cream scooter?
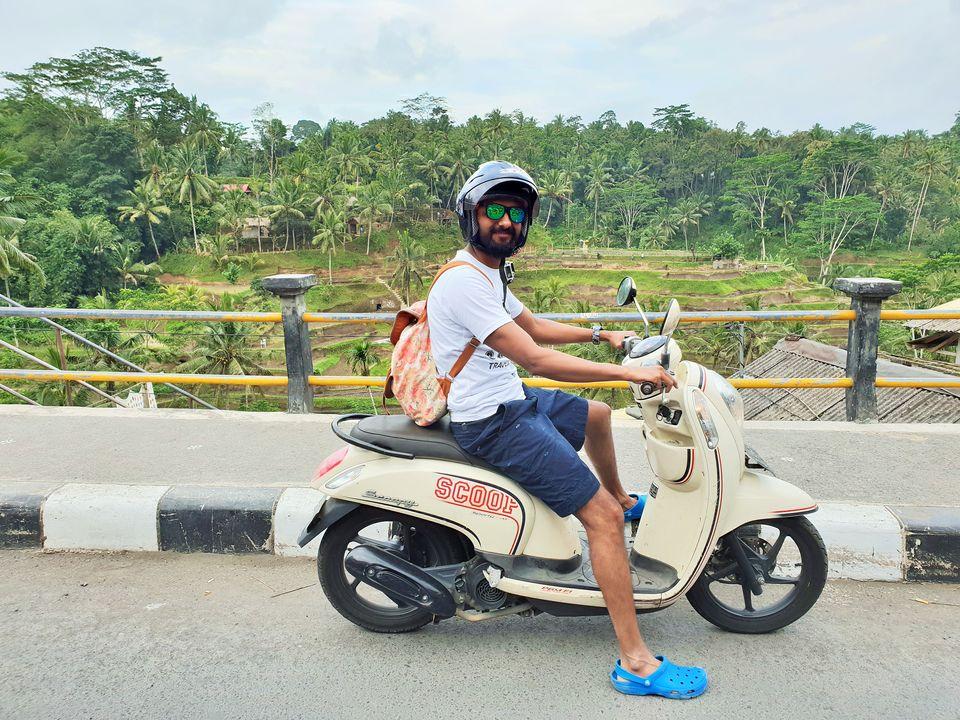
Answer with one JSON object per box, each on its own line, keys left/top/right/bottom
{"left": 299, "top": 278, "right": 827, "bottom": 634}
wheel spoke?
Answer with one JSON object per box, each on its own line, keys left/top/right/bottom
{"left": 741, "top": 583, "right": 754, "bottom": 612}
{"left": 764, "top": 530, "right": 788, "bottom": 567}
{"left": 349, "top": 576, "right": 362, "bottom": 591}
{"left": 704, "top": 561, "right": 738, "bottom": 583}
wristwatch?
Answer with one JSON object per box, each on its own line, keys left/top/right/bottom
{"left": 591, "top": 324, "right": 603, "bottom": 345}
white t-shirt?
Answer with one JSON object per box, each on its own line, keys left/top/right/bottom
{"left": 428, "top": 250, "right": 526, "bottom": 422}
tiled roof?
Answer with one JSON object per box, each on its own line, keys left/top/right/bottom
{"left": 904, "top": 298, "right": 960, "bottom": 333}
{"left": 733, "top": 338, "right": 960, "bottom": 423}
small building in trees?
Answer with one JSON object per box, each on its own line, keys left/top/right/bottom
{"left": 905, "top": 298, "right": 960, "bottom": 365}
{"left": 222, "top": 184, "right": 252, "bottom": 194}
{"left": 241, "top": 217, "right": 270, "bottom": 242}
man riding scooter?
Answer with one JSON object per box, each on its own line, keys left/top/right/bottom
{"left": 427, "top": 161, "right": 708, "bottom": 698}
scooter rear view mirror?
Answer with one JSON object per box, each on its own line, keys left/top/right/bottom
{"left": 616, "top": 276, "right": 650, "bottom": 337}
{"left": 660, "top": 299, "right": 681, "bottom": 337}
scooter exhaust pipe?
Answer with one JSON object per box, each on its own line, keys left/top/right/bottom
{"left": 344, "top": 545, "right": 457, "bottom": 619}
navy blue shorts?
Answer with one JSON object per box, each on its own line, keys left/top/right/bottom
{"left": 450, "top": 386, "right": 600, "bottom": 518}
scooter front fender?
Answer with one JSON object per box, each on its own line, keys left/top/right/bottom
{"left": 297, "top": 497, "right": 361, "bottom": 547}
{"left": 718, "top": 468, "right": 818, "bottom": 535}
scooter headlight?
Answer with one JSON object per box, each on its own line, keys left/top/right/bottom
{"left": 706, "top": 369, "right": 744, "bottom": 425}
{"left": 325, "top": 465, "right": 363, "bottom": 490}
{"left": 692, "top": 392, "right": 720, "bottom": 449}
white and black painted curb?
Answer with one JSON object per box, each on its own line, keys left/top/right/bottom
{"left": 0, "top": 484, "right": 326, "bottom": 559}
{"left": 1, "top": 484, "right": 957, "bottom": 582}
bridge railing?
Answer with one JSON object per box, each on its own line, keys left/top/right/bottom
{"left": 1, "top": 275, "right": 959, "bottom": 421}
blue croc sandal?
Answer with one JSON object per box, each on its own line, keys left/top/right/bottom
{"left": 623, "top": 493, "right": 646, "bottom": 522}
{"left": 610, "top": 657, "right": 707, "bottom": 699}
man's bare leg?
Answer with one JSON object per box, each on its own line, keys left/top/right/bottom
{"left": 576, "top": 488, "right": 660, "bottom": 676}
{"left": 584, "top": 400, "right": 636, "bottom": 512}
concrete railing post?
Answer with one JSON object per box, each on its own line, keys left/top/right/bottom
{"left": 833, "top": 277, "right": 902, "bottom": 423}
{"left": 262, "top": 274, "right": 318, "bottom": 414}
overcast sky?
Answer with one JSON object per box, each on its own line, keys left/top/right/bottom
{"left": 3, "top": 0, "right": 959, "bottom": 135}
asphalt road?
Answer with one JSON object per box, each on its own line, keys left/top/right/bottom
{"left": 2, "top": 550, "right": 958, "bottom": 720}
{"left": 1, "top": 406, "right": 958, "bottom": 506}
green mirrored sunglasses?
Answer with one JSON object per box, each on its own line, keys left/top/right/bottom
{"left": 484, "top": 203, "right": 526, "bottom": 224}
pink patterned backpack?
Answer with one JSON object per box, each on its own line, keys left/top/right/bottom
{"left": 383, "top": 261, "right": 493, "bottom": 426}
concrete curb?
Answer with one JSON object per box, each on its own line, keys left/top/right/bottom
{"left": 1, "top": 483, "right": 957, "bottom": 582}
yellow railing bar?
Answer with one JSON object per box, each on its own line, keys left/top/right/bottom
{"left": 0, "top": 370, "right": 288, "bottom": 386}
{"left": 878, "top": 310, "right": 960, "bottom": 320}
{"left": 875, "top": 377, "right": 960, "bottom": 388}
{"left": 3, "top": 370, "right": 956, "bottom": 391}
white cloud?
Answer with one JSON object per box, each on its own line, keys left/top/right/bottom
{"left": 2, "top": 0, "right": 957, "bottom": 133}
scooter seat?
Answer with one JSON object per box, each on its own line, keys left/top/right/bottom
{"left": 351, "top": 415, "right": 498, "bottom": 471}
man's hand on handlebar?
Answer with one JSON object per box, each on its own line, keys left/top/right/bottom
{"left": 624, "top": 365, "right": 677, "bottom": 392}
{"left": 603, "top": 330, "right": 636, "bottom": 350}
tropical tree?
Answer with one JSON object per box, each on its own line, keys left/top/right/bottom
{"left": 585, "top": 154, "right": 612, "bottom": 234}
{"left": 390, "top": 231, "right": 426, "bottom": 304}
{"left": 355, "top": 185, "right": 393, "bottom": 254}
{"left": 117, "top": 180, "right": 170, "bottom": 258}
{"left": 538, "top": 168, "right": 573, "bottom": 227}
{"left": 262, "top": 176, "right": 308, "bottom": 251}
{"left": 312, "top": 208, "right": 341, "bottom": 282}
{"left": 908, "top": 145, "right": 948, "bottom": 250}
{"left": 176, "top": 296, "right": 269, "bottom": 404}
{"left": 0, "top": 233, "right": 45, "bottom": 343}
{"left": 111, "top": 242, "right": 161, "bottom": 288}
{"left": 770, "top": 192, "right": 798, "bottom": 244}
{"left": 167, "top": 143, "right": 218, "bottom": 252}
{"left": 673, "top": 197, "right": 703, "bottom": 256}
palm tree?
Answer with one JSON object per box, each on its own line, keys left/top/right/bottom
{"left": 355, "top": 185, "right": 393, "bottom": 255}
{"left": 585, "top": 154, "right": 612, "bottom": 234}
{"left": 348, "top": 338, "right": 380, "bottom": 376}
{"left": 0, "top": 233, "right": 45, "bottom": 345}
{"left": 413, "top": 146, "right": 450, "bottom": 211}
{"left": 770, "top": 192, "right": 798, "bottom": 245}
{"left": 908, "top": 145, "right": 948, "bottom": 250}
{"left": 312, "top": 208, "right": 341, "bottom": 283}
{"left": 167, "top": 143, "right": 218, "bottom": 252}
{"left": 538, "top": 169, "right": 573, "bottom": 227}
{"left": 673, "top": 198, "right": 702, "bottom": 255}
{"left": 73, "top": 215, "right": 120, "bottom": 257}
{"left": 348, "top": 337, "right": 382, "bottom": 412}
{"left": 262, "top": 176, "right": 308, "bottom": 251}
{"left": 185, "top": 99, "right": 222, "bottom": 174}
{"left": 177, "top": 296, "right": 269, "bottom": 404}
{"left": 690, "top": 192, "right": 713, "bottom": 235}
{"left": 214, "top": 189, "right": 254, "bottom": 252}
{"left": 650, "top": 207, "right": 679, "bottom": 248}
{"left": 390, "top": 231, "right": 426, "bottom": 304}
{"left": 117, "top": 181, "right": 170, "bottom": 259}
{"left": 112, "top": 242, "right": 161, "bottom": 288}
{"left": 141, "top": 142, "right": 166, "bottom": 196}
{"left": 328, "top": 136, "right": 371, "bottom": 186}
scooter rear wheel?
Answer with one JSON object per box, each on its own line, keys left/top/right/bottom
{"left": 686, "top": 516, "right": 827, "bottom": 634}
{"left": 318, "top": 508, "right": 469, "bottom": 633}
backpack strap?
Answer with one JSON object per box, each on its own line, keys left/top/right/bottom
{"left": 427, "top": 261, "right": 495, "bottom": 396}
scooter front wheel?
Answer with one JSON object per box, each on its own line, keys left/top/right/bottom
{"left": 318, "top": 507, "right": 469, "bottom": 633}
{"left": 686, "top": 516, "right": 827, "bottom": 634}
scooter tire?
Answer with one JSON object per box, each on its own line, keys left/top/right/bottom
{"left": 318, "top": 507, "right": 469, "bottom": 633}
{"left": 686, "top": 516, "right": 828, "bottom": 634}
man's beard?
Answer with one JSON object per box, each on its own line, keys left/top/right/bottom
{"left": 470, "top": 228, "right": 519, "bottom": 258}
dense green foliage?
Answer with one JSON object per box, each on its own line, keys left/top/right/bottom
{"left": 2, "top": 47, "right": 959, "bottom": 409}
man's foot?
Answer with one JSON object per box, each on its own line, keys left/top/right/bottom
{"left": 611, "top": 657, "right": 707, "bottom": 698}
{"left": 623, "top": 493, "right": 646, "bottom": 522}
